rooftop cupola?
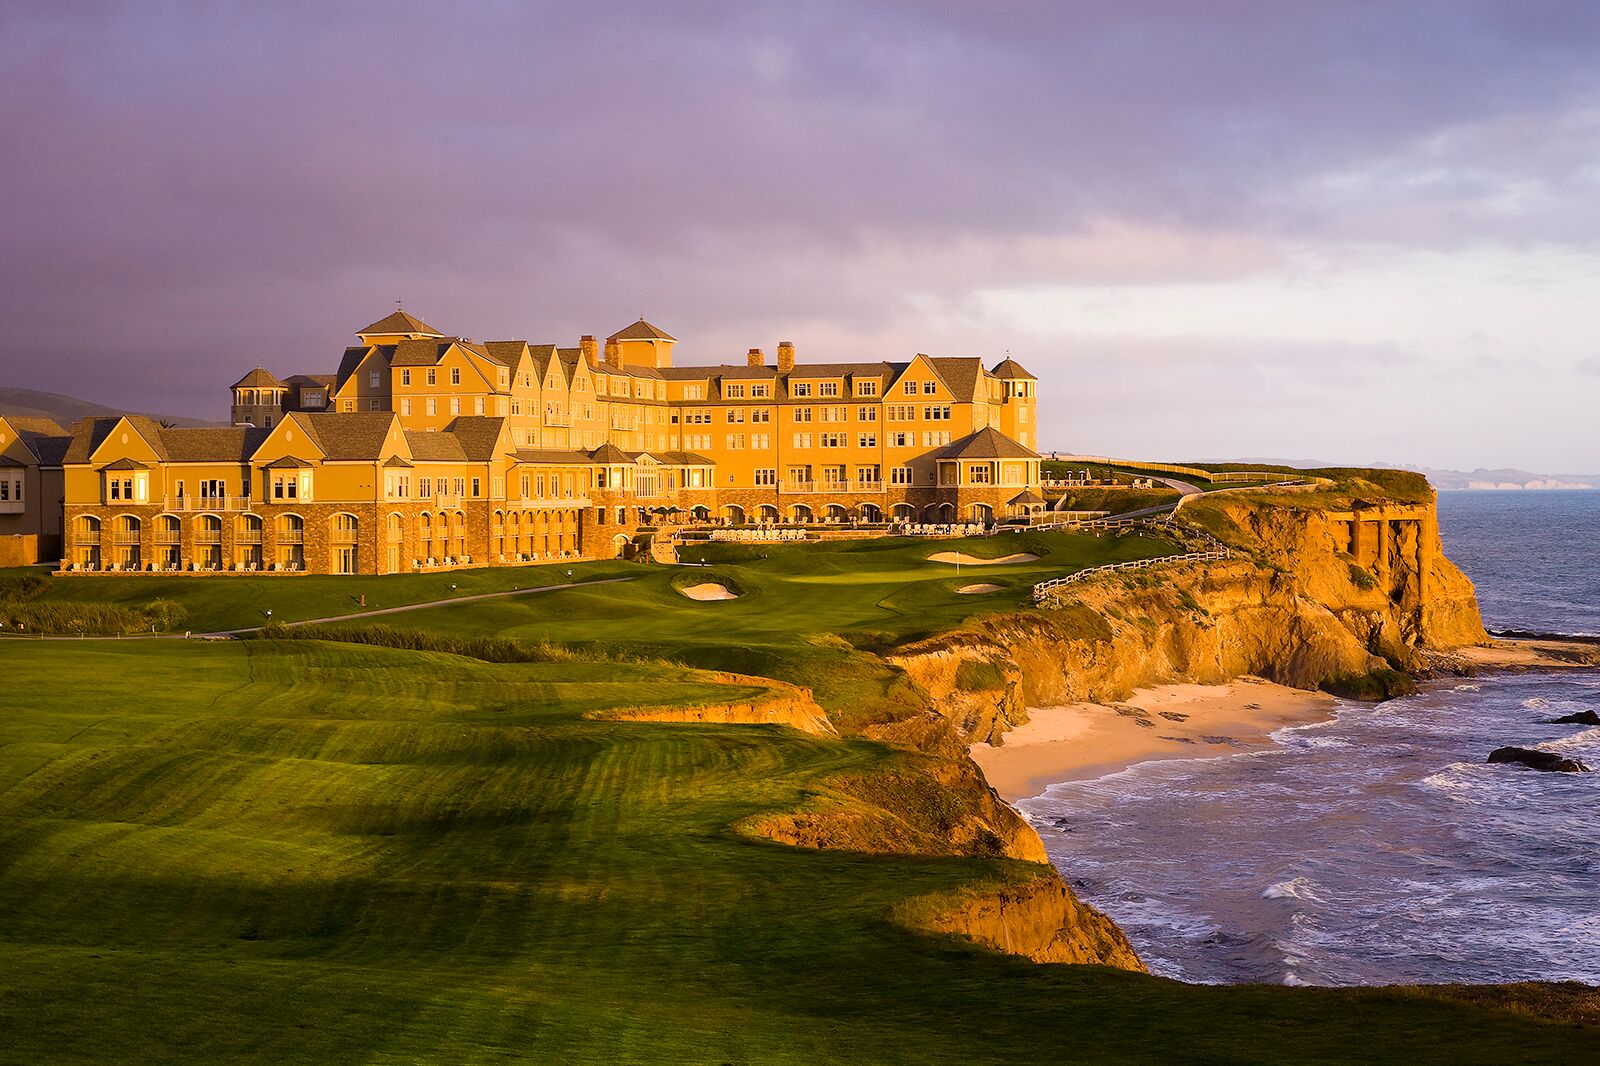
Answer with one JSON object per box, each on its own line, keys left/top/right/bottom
{"left": 607, "top": 318, "right": 676, "bottom": 369}
{"left": 356, "top": 309, "right": 446, "bottom": 345}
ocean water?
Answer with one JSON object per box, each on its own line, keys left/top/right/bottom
{"left": 1022, "top": 490, "right": 1600, "bottom": 986}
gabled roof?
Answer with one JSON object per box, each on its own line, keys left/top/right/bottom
{"left": 100, "top": 456, "right": 150, "bottom": 471}
{"left": 1, "top": 417, "right": 71, "bottom": 466}
{"left": 526, "top": 344, "right": 559, "bottom": 380}
{"left": 159, "top": 426, "right": 270, "bottom": 463}
{"left": 781, "top": 361, "right": 899, "bottom": 381}
{"left": 607, "top": 319, "right": 675, "bottom": 342}
{"left": 934, "top": 427, "right": 1039, "bottom": 461}
{"left": 335, "top": 345, "right": 391, "bottom": 390}
{"left": 656, "top": 363, "right": 779, "bottom": 382}
{"left": 443, "top": 416, "right": 506, "bottom": 461}
{"left": 232, "top": 366, "right": 286, "bottom": 390}
{"left": 927, "top": 357, "right": 986, "bottom": 402}
{"left": 65, "top": 416, "right": 170, "bottom": 465}
{"left": 990, "top": 357, "right": 1036, "bottom": 381}
{"left": 391, "top": 339, "right": 453, "bottom": 367}
{"left": 484, "top": 341, "right": 529, "bottom": 368}
{"left": 288, "top": 412, "right": 396, "bottom": 461}
{"left": 403, "top": 431, "right": 467, "bottom": 462}
{"left": 264, "top": 455, "right": 314, "bottom": 469}
{"left": 358, "top": 310, "right": 444, "bottom": 337}
{"left": 598, "top": 360, "right": 664, "bottom": 380}
{"left": 651, "top": 450, "right": 715, "bottom": 466}
{"left": 383, "top": 456, "right": 414, "bottom": 468}
{"left": 2, "top": 416, "right": 67, "bottom": 437}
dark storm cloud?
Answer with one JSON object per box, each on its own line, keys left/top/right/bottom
{"left": 1, "top": 0, "right": 1597, "bottom": 431}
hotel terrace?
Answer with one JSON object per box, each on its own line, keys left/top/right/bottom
{"left": 2, "top": 311, "right": 1045, "bottom": 575}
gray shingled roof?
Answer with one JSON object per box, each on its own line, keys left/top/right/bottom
{"left": 933, "top": 427, "right": 1039, "bottom": 461}
{"left": 443, "top": 416, "right": 506, "bottom": 461}
{"left": 607, "top": 319, "right": 675, "bottom": 342}
{"left": 927, "top": 357, "right": 986, "bottom": 402}
{"left": 335, "top": 345, "right": 391, "bottom": 390}
{"left": 358, "top": 309, "right": 444, "bottom": 336}
{"left": 390, "top": 339, "right": 453, "bottom": 367}
{"left": 588, "top": 443, "right": 632, "bottom": 463}
{"left": 3, "top": 417, "right": 71, "bottom": 467}
{"left": 231, "top": 366, "right": 286, "bottom": 390}
{"left": 293, "top": 412, "right": 396, "bottom": 461}
{"left": 63, "top": 416, "right": 169, "bottom": 465}
{"left": 403, "top": 431, "right": 467, "bottom": 461}
{"left": 484, "top": 340, "right": 528, "bottom": 368}
{"left": 990, "top": 357, "right": 1037, "bottom": 381}
{"left": 100, "top": 457, "right": 150, "bottom": 470}
{"left": 159, "top": 426, "right": 270, "bottom": 463}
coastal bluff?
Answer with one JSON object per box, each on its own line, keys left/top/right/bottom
{"left": 887, "top": 477, "right": 1488, "bottom": 749}
{"left": 858, "top": 475, "right": 1492, "bottom": 968}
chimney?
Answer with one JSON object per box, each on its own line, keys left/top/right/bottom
{"left": 777, "top": 340, "right": 796, "bottom": 373}
{"left": 579, "top": 335, "right": 599, "bottom": 363}
{"left": 747, "top": 347, "right": 764, "bottom": 367}
{"left": 604, "top": 339, "right": 620, "bottom": 367}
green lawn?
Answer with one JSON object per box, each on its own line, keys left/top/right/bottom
{"left": 0, "top": 639, "right": 1588, "bottom": 1063}
{"left": 0, "top": 559, "right": 638, "bottom": 634}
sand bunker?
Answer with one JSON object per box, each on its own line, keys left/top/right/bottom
{"left": 957, "top": 583, "right": 1003, "bottom": 595}
{"left": 929, "top": 551, "right": 1039, "bottom": 565}
{"left": 679, "top": 582, "right": 739, "bottom": 601}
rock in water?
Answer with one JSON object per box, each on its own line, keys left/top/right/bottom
{"left": 1550, "top": 709, "right": 1600, "bottom": 725}
{"left": 1486, "top": 746, "right": 1592, "bottom": 773}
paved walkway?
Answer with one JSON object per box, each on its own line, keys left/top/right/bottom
{"left": 3, "top": 575, "right": 639, "bottom": 642}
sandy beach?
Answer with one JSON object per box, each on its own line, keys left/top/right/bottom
{"left": 970, "top": 679, "right": 1338, "bottom": 802}
{"left": 1436, "top": 638, "right": 1600, "bottom": 670}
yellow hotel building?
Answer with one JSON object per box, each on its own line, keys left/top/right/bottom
{"left": 49, "top": 311, "right": 1043, "bottom": 575}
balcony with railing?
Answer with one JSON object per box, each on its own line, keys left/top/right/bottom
{"left": 780, "top": 479, "right": 885, "bottom": 495}
{"left": 164, "top": 495, "right": 252, "bottom": 512}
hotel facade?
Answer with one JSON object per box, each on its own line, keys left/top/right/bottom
{"left": 22, "top": 311, "right": 1044, "bottom": 575}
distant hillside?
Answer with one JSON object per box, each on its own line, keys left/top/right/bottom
{"left": 1216, "top": 457, "right": 1595, "bottom": 491}
{"left": 0, "top": 388, "right": 216, "bottom": 429}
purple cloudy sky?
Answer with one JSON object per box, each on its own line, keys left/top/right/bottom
{"left": 3, "top": 1, "right": 1598, "bottom": 469}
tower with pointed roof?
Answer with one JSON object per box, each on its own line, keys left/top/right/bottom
{"left": 607, "top": 318, "right": 676, "bottom": 369}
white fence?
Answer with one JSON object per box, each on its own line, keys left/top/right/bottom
{"left": 1030, "top": 518, "right": 1236, "bottom": 606}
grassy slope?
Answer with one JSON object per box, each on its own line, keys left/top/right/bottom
{"left": 386, "top": 530, "right": 1176, "bottom": 728}
{"left": 3, "top": 525, "right": 1589, "bottom": 1062}
{"left": 1, "top": 639, "right": 1587, "bottom": 1064}
{"left": 5, "top": 560, "right": 638, "bottom": 634}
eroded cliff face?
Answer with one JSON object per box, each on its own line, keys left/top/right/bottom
{"left": 740, "top": 490, "right": 1485, "bottom": 975}
{"left": 887, "top": 493, "right": 1488, "bottom": 747}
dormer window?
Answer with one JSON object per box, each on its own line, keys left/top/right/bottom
{"left": 820, "top": 382, "right": 839, "bottom": 397}
{"left": 792, "top": 382, "right": 812, "bottom": 397}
